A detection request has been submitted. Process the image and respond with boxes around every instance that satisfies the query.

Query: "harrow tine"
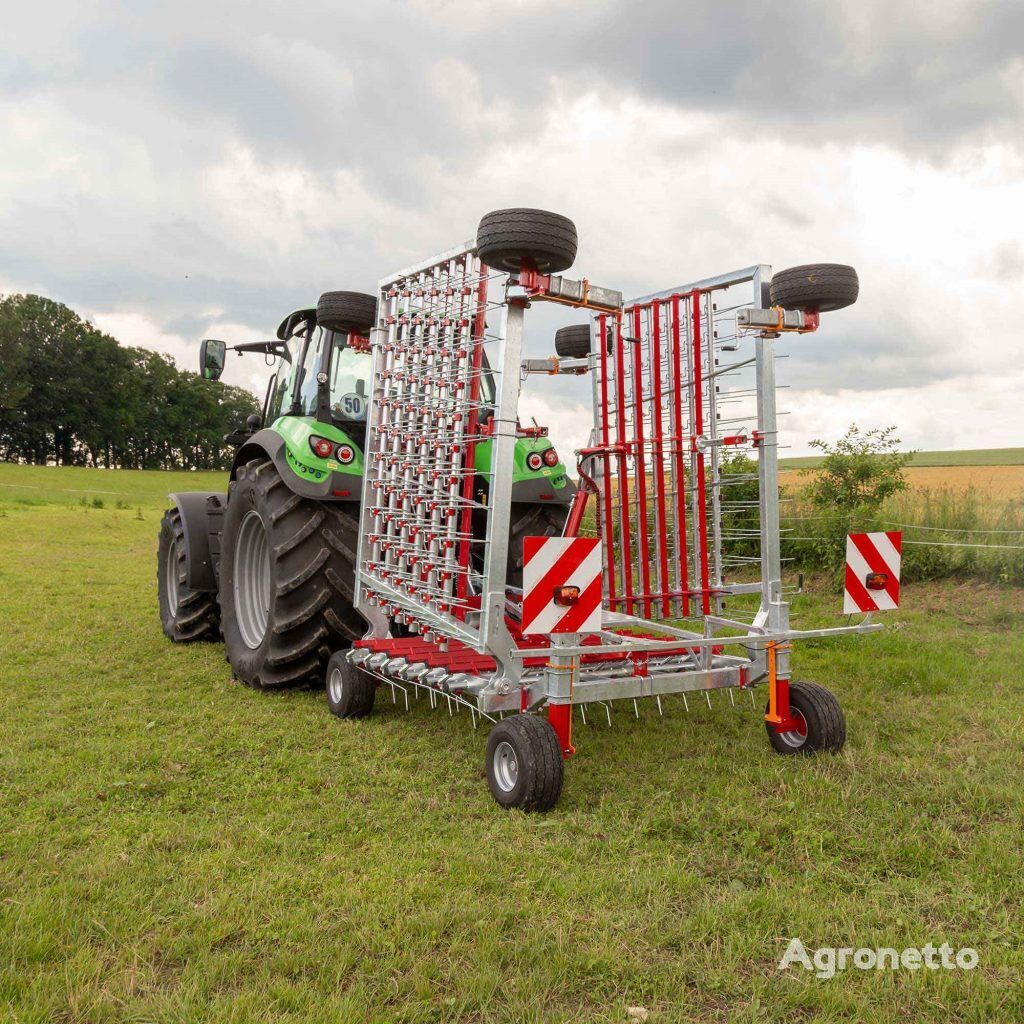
[728,688,735,708]
[705,692,713,711]
[580,704,588,726]
[682,694,690,713]
[656,695,663,716]
[633,699,640,719]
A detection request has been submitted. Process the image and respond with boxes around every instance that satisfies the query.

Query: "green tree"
[803,424,913,516]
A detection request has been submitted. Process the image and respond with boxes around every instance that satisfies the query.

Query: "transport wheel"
[157,506,219,642]
[769,264,859,312]
[220,457,365,689]
[325,651,376,718]
[486,714,564,811]
[316,290,378,335]
[765,681,846,755]
[554,324,591,359]
[506,503,568,587]
[476,208,578,274]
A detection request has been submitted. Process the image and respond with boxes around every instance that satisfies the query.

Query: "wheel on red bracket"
[769,264,859,313]
[476,208,578,274]
[325,651,376,719]
[486,713,564,811]
[554,324,591,359]
[765,680,846,755]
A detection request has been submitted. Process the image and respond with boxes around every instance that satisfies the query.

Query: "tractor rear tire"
[770,264,859,312]
[476,208,578,274]
[765,681,846,755]
[506,503,569,588]
[219,457,365,689]
[316,291,378,335]
[157,507,220,642]
[554,324,591,359]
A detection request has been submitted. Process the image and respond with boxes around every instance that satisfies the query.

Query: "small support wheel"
[765,680,846,755]
[326,652,376,719]
[485,714,564,811]
[554,324,592,359]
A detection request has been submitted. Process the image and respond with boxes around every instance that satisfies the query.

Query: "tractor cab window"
[265,337,301,424]
[328,335,371,421]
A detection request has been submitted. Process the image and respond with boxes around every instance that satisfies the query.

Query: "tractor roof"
[276,308,316,341]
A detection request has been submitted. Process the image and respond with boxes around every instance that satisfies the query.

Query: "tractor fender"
[167,491,226,592]
[231,428,361,501]
[509,474,577,505]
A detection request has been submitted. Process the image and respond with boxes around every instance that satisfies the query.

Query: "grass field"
[1,466,1023,1022]
[778,448,1024,471]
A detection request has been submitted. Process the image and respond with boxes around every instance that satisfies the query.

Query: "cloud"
[1,0,1022,455]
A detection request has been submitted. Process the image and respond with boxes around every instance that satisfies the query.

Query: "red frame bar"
[691,289,711,616]
[597,314,617,606]
[456,260,488,606]
[670,295,690,617]
[612,310,634,613]
[648,301,671,616]
[631,305,652,618]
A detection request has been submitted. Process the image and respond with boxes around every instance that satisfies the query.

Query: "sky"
[2,0,1023,456]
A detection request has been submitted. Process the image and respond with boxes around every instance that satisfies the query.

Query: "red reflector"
[865,571,889,590]
[553,585,580,606]
[332,489,350,497]
[538,493,553,500]
[309,435,333,458]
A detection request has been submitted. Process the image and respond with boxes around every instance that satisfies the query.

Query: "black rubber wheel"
[765,681,846,754]
[476,208,578,274]
[325,651,376,718]
[157,507,220,642]
[219,457,366,689]
[506,503,568,587]
[770,264,859,312]
[554,324,591,359]
[316,290,378,335]
[486,714,564,811]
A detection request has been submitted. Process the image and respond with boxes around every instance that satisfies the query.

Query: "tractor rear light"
[310,436,333,459]
[865,571,889,590]
[553,585,580,606]
[526,452,544,471]
[543,447,559,467]
[336,444,355,465]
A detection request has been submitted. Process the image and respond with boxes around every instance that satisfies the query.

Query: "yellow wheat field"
[780,465,1024,497]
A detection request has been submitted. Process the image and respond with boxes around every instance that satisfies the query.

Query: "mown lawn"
[0,468,1022,1022]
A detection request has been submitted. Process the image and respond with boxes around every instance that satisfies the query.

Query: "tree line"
[0,294,259,470]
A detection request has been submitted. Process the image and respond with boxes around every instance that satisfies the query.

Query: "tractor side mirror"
[200,339,227,381]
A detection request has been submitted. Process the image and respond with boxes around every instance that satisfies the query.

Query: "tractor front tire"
[506,503,568,587]
[157,507,220,642]
[219,457,365,689]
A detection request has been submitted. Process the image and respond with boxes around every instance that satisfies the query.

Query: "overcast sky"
[2,0,1022,455]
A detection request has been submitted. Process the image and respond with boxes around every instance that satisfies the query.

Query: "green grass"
[1,469,1023,1022]
[0,463,226,509]
[779,447,1024,470]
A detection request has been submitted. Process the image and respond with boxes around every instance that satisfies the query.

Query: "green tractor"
[157,272,575,689]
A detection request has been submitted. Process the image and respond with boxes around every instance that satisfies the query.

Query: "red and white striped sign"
[521,536,603,635]
[844,531,902,613]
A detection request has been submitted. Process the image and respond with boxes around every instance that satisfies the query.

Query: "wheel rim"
[328,666,345,705]
[164,539,180,609]
[775,709,809,748]
[234,510,271,649]
[492,740,519,793]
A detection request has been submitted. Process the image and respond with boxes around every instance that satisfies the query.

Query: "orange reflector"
[553,585,580,606]
[865,571,888,590]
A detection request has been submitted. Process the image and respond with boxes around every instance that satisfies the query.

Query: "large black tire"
[325,651,376,719]
[157,507,220,642]
[486,714,564,811]
[220,457,365,689]
[554,324,591,359]
[506,503,568,587]
[476,208,577,274]
[770,264,859,313]
[316,290,378,335]
[765,681,846,755]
